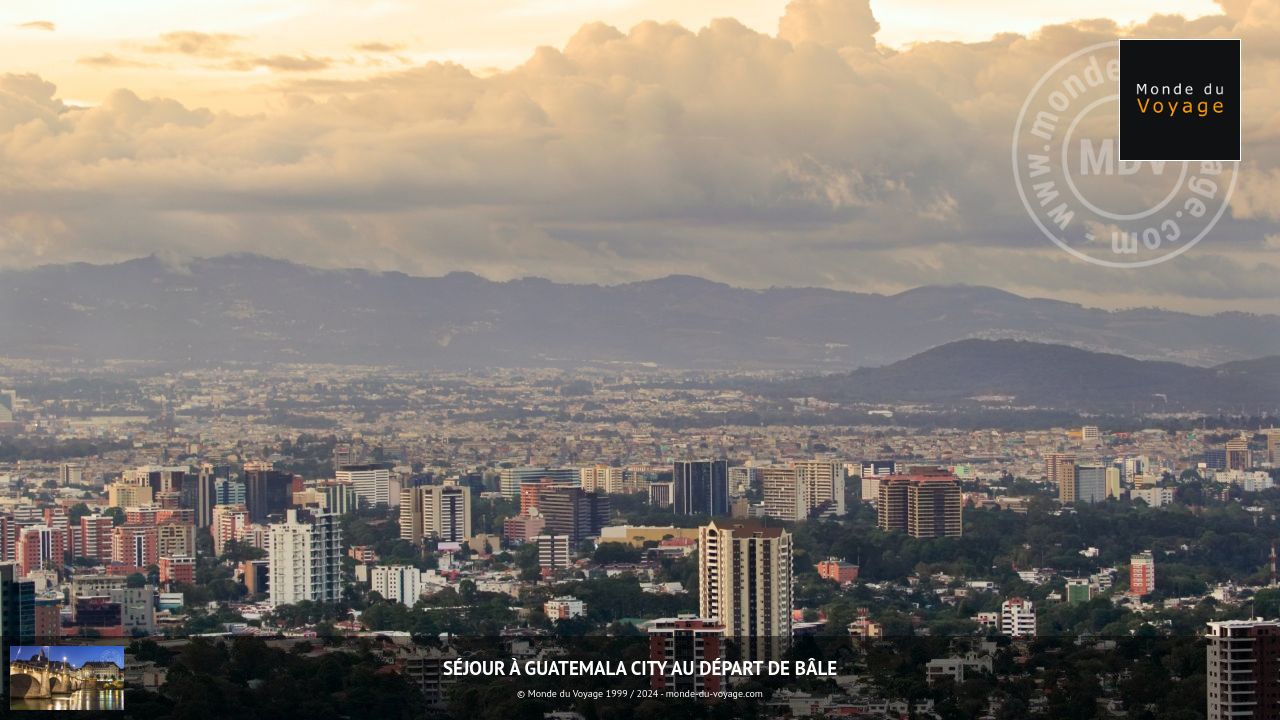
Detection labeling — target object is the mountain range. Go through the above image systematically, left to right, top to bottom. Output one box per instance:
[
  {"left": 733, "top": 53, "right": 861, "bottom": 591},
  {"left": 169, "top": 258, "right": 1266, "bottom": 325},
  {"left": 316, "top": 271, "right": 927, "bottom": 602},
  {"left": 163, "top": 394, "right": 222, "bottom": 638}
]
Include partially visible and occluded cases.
[
  {"left": 1, "top": 254, "right": 1278, "bottom": 370},
  {"left": 774, "top": 339, "right": 1280, "bottom": 413}
]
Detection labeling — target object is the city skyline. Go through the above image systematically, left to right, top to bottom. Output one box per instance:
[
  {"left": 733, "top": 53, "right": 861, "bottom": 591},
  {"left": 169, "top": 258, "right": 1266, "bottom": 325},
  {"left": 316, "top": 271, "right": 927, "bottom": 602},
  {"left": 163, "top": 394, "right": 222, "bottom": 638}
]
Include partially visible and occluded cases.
[{"left": 9, "top": 645, "right": 124, "bottom": 669}]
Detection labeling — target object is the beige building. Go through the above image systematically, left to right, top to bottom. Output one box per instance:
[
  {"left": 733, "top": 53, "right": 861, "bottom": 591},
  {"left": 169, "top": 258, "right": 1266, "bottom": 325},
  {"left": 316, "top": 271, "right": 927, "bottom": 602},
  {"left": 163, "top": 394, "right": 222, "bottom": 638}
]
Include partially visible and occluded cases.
[
  {"left": 400, "top": 481, "right": 472, "bottom": 544},
  {"left": 107, "top": 482, "right": 153, "bottom": 508},
  {"left": 698, "top": 520, "right": 793, "bottom": 662}
]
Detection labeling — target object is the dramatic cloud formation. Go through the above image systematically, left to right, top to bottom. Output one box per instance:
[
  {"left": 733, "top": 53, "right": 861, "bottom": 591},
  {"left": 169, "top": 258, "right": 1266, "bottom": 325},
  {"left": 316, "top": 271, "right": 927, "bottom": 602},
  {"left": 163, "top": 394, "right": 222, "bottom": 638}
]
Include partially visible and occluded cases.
[{"left": 0, "top": 0, "right": 1278, "bottom": 313}]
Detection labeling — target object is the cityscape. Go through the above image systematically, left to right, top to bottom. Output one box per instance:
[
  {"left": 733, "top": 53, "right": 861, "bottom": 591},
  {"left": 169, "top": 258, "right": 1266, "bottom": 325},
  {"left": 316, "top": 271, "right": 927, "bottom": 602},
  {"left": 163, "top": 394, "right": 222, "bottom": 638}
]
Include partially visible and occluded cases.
[
  {"left": 4, "top": 0, "right": 1280, "bottom": 718},
  {"left": 0, "top": 356, "right": 1278, "bottom": 718}
]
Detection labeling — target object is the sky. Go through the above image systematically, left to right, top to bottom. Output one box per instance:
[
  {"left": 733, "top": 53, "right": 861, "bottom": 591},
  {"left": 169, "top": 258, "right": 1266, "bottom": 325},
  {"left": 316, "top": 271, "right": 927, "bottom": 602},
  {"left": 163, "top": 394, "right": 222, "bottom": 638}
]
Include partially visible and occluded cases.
[
  {"left": 1, "top": 0, "right": 1278, "bottom": 314},
  {"left": 9, "top": 645, "right": 125, "bottom": 668}
]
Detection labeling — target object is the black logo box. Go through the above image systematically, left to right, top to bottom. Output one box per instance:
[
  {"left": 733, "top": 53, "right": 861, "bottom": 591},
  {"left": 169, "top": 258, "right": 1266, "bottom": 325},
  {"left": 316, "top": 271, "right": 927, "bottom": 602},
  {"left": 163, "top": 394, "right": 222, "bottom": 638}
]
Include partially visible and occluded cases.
[{"left": 1119, "top": 38, "right": 1241, "bottom": 161}]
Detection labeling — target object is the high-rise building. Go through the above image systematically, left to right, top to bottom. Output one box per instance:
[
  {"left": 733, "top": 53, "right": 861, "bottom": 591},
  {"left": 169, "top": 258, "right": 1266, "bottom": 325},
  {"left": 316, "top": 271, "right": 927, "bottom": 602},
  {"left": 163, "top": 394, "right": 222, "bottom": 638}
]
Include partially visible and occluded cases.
[
  {"left": 1266, "top": 430, "right": 1280, "bottom": 465},
  {"left": 1226, "top": 436, "right": 1252, "bottom": 472},
  {"left": 1045, "top": 453, "right": 1078, "bottom": 503},
  {"left": 674, "top": 460, "right": 729, "bottom": 516},
  {"left": 244, "top": 461, "right": 295, "bottom": 522},
  {"left": 760, "top": 462, "right": 846, "bottom": 520},
  {"left": 59, "top": 463, "right": 85, "bottom": 487},
  {"left": 195, "top": 463, "right": 233, "bottom": 529},
  {"left": 338, "top": 463, "right": 395, "bottom": 508},
  {"left": 1074, "top": 464, "right": 1107, "bottom": 504},
  {"left": 129, "top": 465, "right": 190, "bottom": 497},
  {"left": 579, "top": 465, "right": 624, "bottom": 494},
  {"left": 499, "top": 467, "right": 580, "bottom": 500},
  {"left": 1105, "top": 467, "right": 1123, "bottom": 499},
  {"left": 876, "top": 470, "right": 963, "bottom": 538},
  {"left": 401, "top": 481, "right": 473, "bottom": 544},
  {"left": 648, "top": 481, "right": 674, "bottom": 508},
  {"left": 107, "top": 482, "right": 154, "bottom": 508},
  {"left": 540, "top": 487, "right": 610, "bottom": 544},
  {"left": 212, "top": 504, "right": 251, "bottom": 556},
  {"left": 268, "top": 509, "right": 343, "bottom": 606},
  {"left": 79, "top": 515, "right": 115, "bottom": 564},
  {"left": 698, "top": 520, "right": 793, "bottom": 662},
  {"left": 157, "top": 522, "right": 195, "bottom": 559},
  {"left": 111, "top": 524, "right": 159, "bottom": 569},
  {"left": 17, "top": 525, "right": 64, "bottom": 576},
  {"left": 536, "top": 534, "right": 572, "bottom": 576},
  {"left": 1130, "top": 551, "right": 1155, "bottom": 597},
  {"left": 159, "top": 555, "right": 196, "bottom": 585},
  {"left": 0, "top": 562, "right": 36, "bottom": 643},
  {"left": 371, "top": 565, "right": 424, "bottom": 606},
  {"left": 1000, "top": 597, "right": 1036, "bottom": 637},
  {"left": 647, "top": 616, "right": 725, "bottom": 694},
  {"left": 1206, "top": 620, "right": 1280, "bottom": 720}
]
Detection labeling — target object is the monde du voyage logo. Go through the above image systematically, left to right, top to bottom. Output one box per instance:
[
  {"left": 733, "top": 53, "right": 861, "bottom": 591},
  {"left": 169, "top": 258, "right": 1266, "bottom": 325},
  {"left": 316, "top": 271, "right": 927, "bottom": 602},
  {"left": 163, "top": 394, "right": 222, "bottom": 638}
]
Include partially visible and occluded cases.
[{"left": 1013, "top": 39, "right": 1241, "bottom": 268}]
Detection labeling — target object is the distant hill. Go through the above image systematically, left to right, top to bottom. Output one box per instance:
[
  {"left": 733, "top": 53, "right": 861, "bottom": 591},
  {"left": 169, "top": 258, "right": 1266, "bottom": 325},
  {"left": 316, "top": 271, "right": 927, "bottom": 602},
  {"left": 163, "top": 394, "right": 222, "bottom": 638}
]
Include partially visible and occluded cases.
[
  {"left": 1, "top": 254, "right": 1279, "bottom": 370},
  {"left": 775, "top": 339, "right": 1280, "bottom": 413}
]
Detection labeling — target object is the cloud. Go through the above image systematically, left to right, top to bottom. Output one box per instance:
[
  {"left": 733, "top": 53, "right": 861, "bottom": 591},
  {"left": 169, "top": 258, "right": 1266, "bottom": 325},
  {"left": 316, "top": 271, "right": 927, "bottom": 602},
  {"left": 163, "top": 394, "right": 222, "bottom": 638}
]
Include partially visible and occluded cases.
[
  {"left": 2, "top": 1, "right": 1280, "bottom": 313},
  {"left": 18, "top": 21, "right": 55, "bottom": 32},
  {"left": 144, "top": 31, "right": 243, "bottom": 58},
  {"left": 354, "top": 42, "right": 405, "bottom": 53},
  {"left": 77, "top": 54, "right": 158, "bottom": 69},
  {"left": 226, "top": 55, "right": 332, "bottom": 72}
]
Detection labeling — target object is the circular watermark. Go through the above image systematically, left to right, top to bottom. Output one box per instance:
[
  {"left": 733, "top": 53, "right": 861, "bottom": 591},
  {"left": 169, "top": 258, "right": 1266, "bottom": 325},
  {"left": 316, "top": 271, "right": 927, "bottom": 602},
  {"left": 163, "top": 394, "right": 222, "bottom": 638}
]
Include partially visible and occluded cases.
[{"left": 1012, "top": 41, "right": 1237, "bottom": 268}]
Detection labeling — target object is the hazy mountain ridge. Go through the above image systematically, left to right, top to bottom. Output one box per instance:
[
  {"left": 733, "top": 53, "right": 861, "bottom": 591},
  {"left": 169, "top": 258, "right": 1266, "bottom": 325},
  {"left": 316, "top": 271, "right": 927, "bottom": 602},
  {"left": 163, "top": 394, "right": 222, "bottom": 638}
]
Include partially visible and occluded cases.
[
  {"left": 2, "top": 254, "right": 1279, "bottom": 370},
  {"left": 775, "top": 339, "right": 1280, "bottom": 413}
]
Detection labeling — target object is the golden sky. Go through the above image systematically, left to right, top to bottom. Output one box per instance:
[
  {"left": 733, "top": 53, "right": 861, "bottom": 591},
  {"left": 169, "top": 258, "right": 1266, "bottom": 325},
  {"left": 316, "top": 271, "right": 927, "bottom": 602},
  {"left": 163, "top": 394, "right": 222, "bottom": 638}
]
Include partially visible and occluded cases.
[
  {"left": 2, "top": 0, "right": 1278, "bottom": 314},
  {"left": 3, "top": 0, "right": 1222, "bottom": 110}
]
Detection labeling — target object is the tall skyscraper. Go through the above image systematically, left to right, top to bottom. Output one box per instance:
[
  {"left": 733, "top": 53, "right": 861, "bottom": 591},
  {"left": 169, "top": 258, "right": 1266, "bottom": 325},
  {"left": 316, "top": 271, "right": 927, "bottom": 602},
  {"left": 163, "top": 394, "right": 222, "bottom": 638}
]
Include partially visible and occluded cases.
[
  {"left": 1226, "top": 436, "right": 1251, "bottom": 472},
  {"left": 1045, "top": 453, "right": 1077, "bottom": 503},
  {"left": 674, "top": 460, "right": 729, "bottom": 516},
  {"left": 244, "top": 461, "right": 295, "bottom": 522},
  {"left": 338, "top": 462, "right": 395, "bottom": 508},
  {"left": 196, "top": 463, "right": 233, "bottom": 528},
  {"left": 876, "top": 470, "right": 963, "bottom": 538},
  {"left": 540, "top": 487, "right": 610, "bottom": 544},
  {"left": 268, "top": 509, "right": 343, "bottom": 606},
  {"left": 698, "top": 520, "right": 793, "bottom": 662},
  {"left": 1130, "top": 551, "right": 1155, "bottom": 597},
  {"left": 0, "top": 562, "right": 35, "bottom": 642},
  {"left": 647, "top": 616, "right": 725, "bottom": 693},
  {"left": 1206, "top": 620, "right": 1280, "bottom": 720}
]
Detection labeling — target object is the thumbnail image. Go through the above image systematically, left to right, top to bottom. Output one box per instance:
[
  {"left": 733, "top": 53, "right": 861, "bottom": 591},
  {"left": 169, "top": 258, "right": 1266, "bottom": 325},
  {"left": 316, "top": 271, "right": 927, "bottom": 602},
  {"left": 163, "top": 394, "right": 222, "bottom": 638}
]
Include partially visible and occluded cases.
[{"left": 9, "top": 646, "right": 125, "bottom": 711}]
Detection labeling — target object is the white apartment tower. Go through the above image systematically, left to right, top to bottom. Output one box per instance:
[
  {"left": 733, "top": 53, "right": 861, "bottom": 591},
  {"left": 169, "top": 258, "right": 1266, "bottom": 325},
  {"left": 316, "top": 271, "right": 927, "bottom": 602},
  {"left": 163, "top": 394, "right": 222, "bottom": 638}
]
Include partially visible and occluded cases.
[
  {"left": 268, "top": 509, "right": 343, "bottom": 606},
  {"left": 698, "top": 520, "right": 793, "bottom": 662}
]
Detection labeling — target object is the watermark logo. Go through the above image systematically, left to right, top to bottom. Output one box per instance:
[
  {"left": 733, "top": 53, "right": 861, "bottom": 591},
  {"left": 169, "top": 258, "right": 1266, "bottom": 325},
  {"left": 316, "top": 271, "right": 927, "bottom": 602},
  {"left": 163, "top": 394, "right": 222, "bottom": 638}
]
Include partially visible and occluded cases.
[{"left": 1012, "top": 41, "right": 1236, "bottom": 268}]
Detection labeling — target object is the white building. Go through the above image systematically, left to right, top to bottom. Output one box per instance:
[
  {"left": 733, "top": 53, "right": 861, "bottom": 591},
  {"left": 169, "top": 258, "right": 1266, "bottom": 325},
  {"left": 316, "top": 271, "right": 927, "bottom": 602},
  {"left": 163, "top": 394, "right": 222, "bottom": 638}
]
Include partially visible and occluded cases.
[
  {"left": 337, "top": 463, "right": 393, "bottom": 509},
  {"left": 579, "top": 466, "right": 624, "bottom": 494},
  {"left": 1132, "top": 487, "right": 1175, "bottom": 508},
  {"left": 268, "top": 509, "right": 343, "bottom": 606},
  {"left": 699, "top": 520, "right": 793, "bottom": 662},
  {"left": 371, "top": 565, "right": 424, "bottom": 606},
  {"left": 543, "top": 596, "right": 586, "bottom": 619},
  {"left": 1000, "top": 597, "right": 1036, "bottom": 637}
]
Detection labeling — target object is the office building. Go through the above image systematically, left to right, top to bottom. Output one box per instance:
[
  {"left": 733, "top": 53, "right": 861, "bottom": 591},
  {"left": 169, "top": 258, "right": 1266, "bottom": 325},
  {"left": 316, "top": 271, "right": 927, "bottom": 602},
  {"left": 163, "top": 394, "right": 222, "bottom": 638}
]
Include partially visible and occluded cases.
[
  {"left": 1081, "top": 425, "right": 1101, "bottom": 445},
  {"left": 1226, "top": 437, "right": 1251, "bottom": 472},
  {"left": 1045, "top": 453, "right": 1077, "bottom": 503},
  {"left": 674, "top": 460, "right": 729, "bottom": 516},
  {"left": 244, "top": 461, "right": 295, "bottom": 522},
  {"left": 760, "top": 461, "right": 846, "bottom": 520},
  {"left": 59, "top": 462, "right": 84, "bottom": 487},
  {"left": 338, "top": 462, "right": 395, "bottom": 508},
  {"left": 195, "top": 463, "right": 233, "bottom": 529},
  {"left": 1074, "top": 464, "right": 1108, "bottom": 504},
  {"left": 499, "top": 467, "right": 580, "bottom": 500},
  {"left": 876, "top": 470, "right": 963, "bottom": 539},
  {"left": 648, "top": 481, "right": 674, "bottom": 508},
  {"left": 108, "top": 482, "right": 154, "bottom": 509},
  {"left": 540, "top": 487, "right": 610, "bottom": 544},
  {"left": 268, "top": 509, "right": 343, "bottom": 606},
  {"left": 698, "top": 520, "right": 793, "bottom": 662},
  {"left": 157, "top": 522, "right": 195, "bottom": 559},
  {"left": 1130, "top": 551, "right": 1155, "bottom": 597},
  {"left": 159, "top": 555, "right": 195, "bottom": 585},
  {"left": 0, "top": 563, "right": 36, "bottom": 642},
  {"left": 371, "top": 565, "right": 424, "bottom": 606},
  {"left": 1000, "top": 597, "right": 1036, "bottom": 637},
  {"left": 647, "top": 616, "right": 725, "bottom": 694},
  {"left": 1206, "top": 620, "right": 1280, "bottom": 720}
]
